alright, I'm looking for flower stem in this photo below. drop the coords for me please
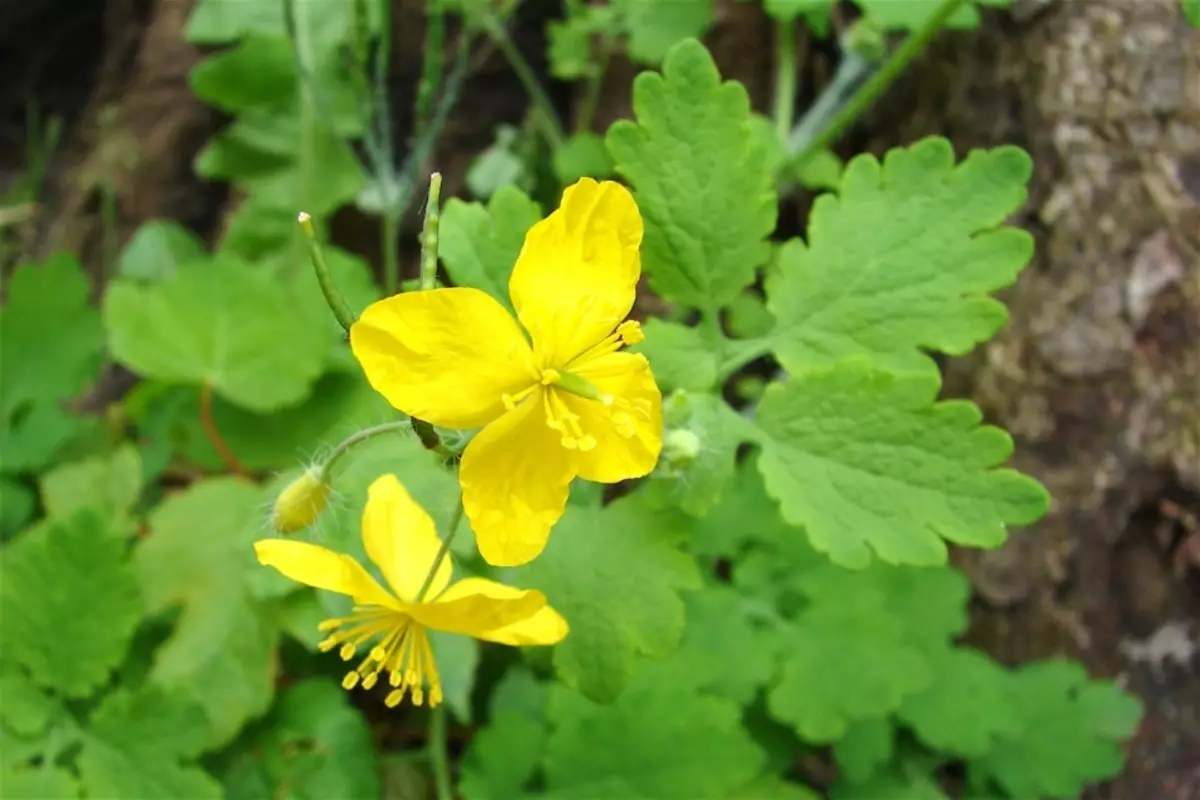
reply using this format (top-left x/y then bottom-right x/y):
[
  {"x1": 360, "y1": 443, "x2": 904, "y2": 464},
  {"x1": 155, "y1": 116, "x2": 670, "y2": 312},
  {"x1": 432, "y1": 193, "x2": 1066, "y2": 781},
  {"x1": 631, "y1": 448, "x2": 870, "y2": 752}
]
[
  {"x1": 382, "y1": 208, "x2": 401, "y2": 296},
  {"x1": 576, "y1": 34, "x2": 613, "y2": 133},
  {"x1": 416, "y1": 499, "x2": 465, "y2": 602},
  {"x1": 298, "y1": 212, "x2": 357, "y2": 332},
  {"x1": 319, "y1": 421, "x2": 413, "y2": 480},
  {"x1": 416, "y1": 0, "x2": 445, "y2": 133},
  {"x1": 772, "y1": 19, "x2": 798, "y2": 143},
  {"x1": 419, "y1": 173, "x2": 443, "y2": 291},
  {"x1": 790, "y1": 0, "x2": 967, "y2": 170},
  {"x1": 481, "y1": 11, "x2": 565, "y2": 147},
  {"x1": 428, "y1": 704, "x2": 452, "y2": 800},
  {"x1": 199, "y1": 382, "x2": 245, "y2": 477}
]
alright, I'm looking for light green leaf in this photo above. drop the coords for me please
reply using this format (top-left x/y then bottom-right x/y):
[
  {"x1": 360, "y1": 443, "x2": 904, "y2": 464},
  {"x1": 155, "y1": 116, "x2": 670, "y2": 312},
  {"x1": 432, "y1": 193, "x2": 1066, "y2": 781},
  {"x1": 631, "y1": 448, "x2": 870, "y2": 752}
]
[
  {"x1": 691, "y1": 453, "x2": 795, "y2": 559},
  {"x1": 0, "y1": 253, "x2": 103, "y2": 419},
  {"x1": 135, "y1": 478, "x2": 278, "y2": 749},
  {"x1": 1, "y1": 766, "x2": 81, "y2": 799},
  {"x1": 0, "y1": 478, "x2": 35, "y2": 537},
  {"x1": 617, "y1": 0, "x2": 714, "y2": 64},
  {"x1": 735, "y1": 776, "x2": 823, "y2": 800},
  {"x1": 831, "y1": 765, "x2": 951, "y2": 800},
  {"x1": 189, "y1": 35, "x2": 296, "y2": 112},
  {"x1": 969, "y1": 660, "x2": 1143, "y2": 800},
  {"x1": 1185, "y1": 0, "x2": 1200, "y2": 27},
  {"x1": 186, "y1": 0, "x2": 354, "y2": 53},
  {"x1": 429, "y1": 631, "x2": 480, "y2": 724},
  {"x1": 768, "y1": 604, "x2": 931, "y2": 742},
  {"x1": 104, "y1": 255, "x2": 328, "y2": 413},
  {"x1": 547, "y1": 1, "x2": 617, "y2": 79},
  {"x1": 0, "y1": 663, "x2": 57, "y2": 738},
  {"x1": 764, "y1": 0, "x2": 835, "y2": 23},
  {"x1": 794, "y1": 147, "x2": 844, "y2": 191},
  {"x1": 78, "y1": 685, "x2": 219, "y2": 799},
  {"x1": 467, "y1": 126, "x2": 531, "y2": 200},
  {"x1": 752, "y1": 360, "x2": 1049, "y2": 568},
  {"x1": 218, "y1": 680, "x2": 380, "y2": 800},
  {"x1": 607, "y1": 39, "x2": 776, "y2": 314},
  {"x1": 552, "y1": 131, "x2": 616, "y2": 186},
  {"x1": 543, "y1": 657, "x2": 766, "y2": 798},
  {"x1": 0, "y1": 403, "x2": 82, "y2": 474},
  {"x1": 118, "y1": 220, "x2": 207, "y2": 283},
  {"x1": 518, "y1": 495, "x2": 701, "y2": 702},
  {"x1": 765, "y1": 138, "x2": 1033, "y2": 375},
  {"x1": 635, "y1": 319, "x2": 718, "y2": 392},
  {"x1": 0, "y1": 510, "x2": 141, "y2": 698},
  {"x1": 898, "y1": 647, "x2": 1021, "y2": 757},
  {"x1": 440, "y1": 186, "x2": 541, "y2": 310},
  {"x1": 40, "y1": 445, "x2": 142, "y2": 524},
  {"x1": 853, "y1": 0, "x2": 998, "y2": 30},
  {"x1": 833, "y1": 718, "x2": 894, "y2": 783},
  {"x1": 675, "y1": 585, "x2": 779, "y2": 704},
  {"x1": 459, "y1": 711, "x2": 546, "y2": 800}
]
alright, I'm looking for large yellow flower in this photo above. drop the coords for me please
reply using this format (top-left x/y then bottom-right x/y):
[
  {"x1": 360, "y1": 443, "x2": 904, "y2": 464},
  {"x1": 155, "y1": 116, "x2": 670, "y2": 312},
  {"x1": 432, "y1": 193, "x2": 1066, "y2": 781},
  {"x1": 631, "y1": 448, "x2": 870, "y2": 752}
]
[
  {"x1": 254, "y1": 474, "x2": 567, "y2": 708},
  {"x1": 350, "y1": 178, "x2": 663, "y2": 566}
]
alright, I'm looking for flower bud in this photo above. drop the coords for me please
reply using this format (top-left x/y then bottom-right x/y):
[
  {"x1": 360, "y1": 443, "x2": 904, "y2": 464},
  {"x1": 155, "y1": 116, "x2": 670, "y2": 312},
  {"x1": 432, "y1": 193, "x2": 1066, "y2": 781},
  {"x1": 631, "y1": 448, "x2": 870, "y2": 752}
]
[
  {"x1": 662, "y1": 428, "x2": 703, "y2": 472},
  {"x1": 272, "y1": 468, "x2": 331, "y2": 534},
  {"x1": 662, "y1": 389, "x2": 693, "y2": 428}
]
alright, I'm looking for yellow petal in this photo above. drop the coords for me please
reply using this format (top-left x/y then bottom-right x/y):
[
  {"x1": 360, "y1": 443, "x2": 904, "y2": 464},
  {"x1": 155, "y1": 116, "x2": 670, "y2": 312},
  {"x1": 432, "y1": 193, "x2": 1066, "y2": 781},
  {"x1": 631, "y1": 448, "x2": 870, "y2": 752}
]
[
  {"x1": 459, "y1": 391, "x2": 574, "y2": 566},
  {"x1": 408, "y1": 577, "x2": 547, "y2": 637},
  {"x1": 477, "y1": 605, "x2": 569, "y2": 646},
  {"x1": 509, "y1": 179, "x2": 643, "y2": 366},
  {"x1": 253, "y1": 539, "x2": 398, "y2": 608},
  {"x1": 567, "y1": 352, "x2": 663, "y2": 483},
  {"x1": 361, "y1": 474, "x2": 451, "y2": 602},
  {"x1": 349, "y1": 287, "x2": 537, "y2": 428}
]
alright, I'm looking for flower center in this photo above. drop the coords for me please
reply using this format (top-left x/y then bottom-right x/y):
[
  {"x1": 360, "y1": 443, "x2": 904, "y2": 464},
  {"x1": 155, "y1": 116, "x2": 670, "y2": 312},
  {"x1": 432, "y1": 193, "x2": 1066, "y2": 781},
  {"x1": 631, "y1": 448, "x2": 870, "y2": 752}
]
[{"x1": 318, "y1": 606, "x2": 443, "y2": 708}]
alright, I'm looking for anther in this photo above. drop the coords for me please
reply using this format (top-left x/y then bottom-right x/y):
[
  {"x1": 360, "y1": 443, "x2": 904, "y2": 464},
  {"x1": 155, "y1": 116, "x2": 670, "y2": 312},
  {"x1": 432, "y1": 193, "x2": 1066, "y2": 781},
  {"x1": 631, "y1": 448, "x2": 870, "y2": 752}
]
[
  {"x1": 362, "y1": 672, "x2": 379, "y2": 690},
  {"x1": 342, "y1": 672, "x2": 360, "y2": 690},
  {"x1": 616, "y1": 320, "x2": 644, "y2": 345},
  {"x1": 385, "y1": 689, "x2": 404, "y2": 708},
  {"x1": 339, "y1": 643, "x2": 356, "y2": 660}
]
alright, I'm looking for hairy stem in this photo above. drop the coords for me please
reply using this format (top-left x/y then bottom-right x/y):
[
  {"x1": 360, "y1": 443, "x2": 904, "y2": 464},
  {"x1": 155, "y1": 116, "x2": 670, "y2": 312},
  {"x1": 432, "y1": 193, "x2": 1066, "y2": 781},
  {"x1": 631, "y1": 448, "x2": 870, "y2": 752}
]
[
  {"x1": 416, "y1": 499, "x2": 465, "y2": 602},
  {"x1": 419, "y1": 172, "x2": 443, "y2": 290},
  {"x1": 298, "y1": 212, "x2": 357, "y2": 331},
  {"x1": 790, "y1": 0, "x2": 968, "y2": 170},
  {"x1": 319, "y1": 421, "x2": 413, "y2": 479}
]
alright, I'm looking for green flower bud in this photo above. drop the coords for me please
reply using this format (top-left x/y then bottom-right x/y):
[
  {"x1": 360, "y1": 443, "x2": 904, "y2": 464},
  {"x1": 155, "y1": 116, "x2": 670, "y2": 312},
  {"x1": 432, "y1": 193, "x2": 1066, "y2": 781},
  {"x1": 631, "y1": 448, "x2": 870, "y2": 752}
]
[
  {"x1": 272, "y1": 468, "x2": 331, "y2": 534},
  {"x1": 662, "y1": 389, "x2": 693, "y2": 428},
  {"x1": 662, "y1": 428, "x2": 703, "y2": 471}
]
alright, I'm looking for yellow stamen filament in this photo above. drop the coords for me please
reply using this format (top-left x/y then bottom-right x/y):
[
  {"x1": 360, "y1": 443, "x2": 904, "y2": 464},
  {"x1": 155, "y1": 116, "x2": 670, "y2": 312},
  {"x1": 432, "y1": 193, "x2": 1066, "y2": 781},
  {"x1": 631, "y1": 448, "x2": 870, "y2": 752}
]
[
  {"x1": 319, "y1": 608, "x2": 443, "y2": 709},
  {"x1": 567, "y1": 320, "x2": 643, "y2": 368},
  {"x1": 543, "y1": 389, "x2": 596, "y2": 451}
]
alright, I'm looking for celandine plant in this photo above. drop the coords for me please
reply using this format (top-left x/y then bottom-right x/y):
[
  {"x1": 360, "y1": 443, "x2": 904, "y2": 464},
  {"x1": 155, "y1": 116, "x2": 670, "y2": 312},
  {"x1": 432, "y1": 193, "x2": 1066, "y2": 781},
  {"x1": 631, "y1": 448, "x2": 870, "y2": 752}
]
[{"x1": 0, "y1": 0, "x2": 1153, "y2": 794}]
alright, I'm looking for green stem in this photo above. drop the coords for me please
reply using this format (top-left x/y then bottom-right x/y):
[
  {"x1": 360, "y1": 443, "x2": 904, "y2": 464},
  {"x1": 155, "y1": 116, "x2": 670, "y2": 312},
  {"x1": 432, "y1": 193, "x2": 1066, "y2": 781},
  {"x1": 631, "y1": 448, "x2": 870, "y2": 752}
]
[
  {"x1": 419, "y1": 173, "x2": 443, "y2": 290},
  {"x1": 772, "y1": 19, "x2": 797, "y2": 143},
  {"x1": 319, "y1": 420, "x2": 412, "y2": 478},
  {"x1": 428, "y1": 704, "x2": 452, "y2": 800},
  {"x1": 382, "y1": 208, "x2": 401, "y2": 295},
  {"x1": 416, "y1": 0, "x2": 446, "y2": 133},
  {"x1": 416, "y1": 499, "x2": 465, "y2": 601},
  {"x1": 791, "y1": 0, "x2": 967, "y2": 170},
  {"x1": 576, "y1": 35, "x2": 612, "y2": 133},
  {"x1": 482, "y1": 12, "x2": 566, "y2": 147},
  {"x1": 298, "y1": 212, "x2": 357, "y2": 331}
]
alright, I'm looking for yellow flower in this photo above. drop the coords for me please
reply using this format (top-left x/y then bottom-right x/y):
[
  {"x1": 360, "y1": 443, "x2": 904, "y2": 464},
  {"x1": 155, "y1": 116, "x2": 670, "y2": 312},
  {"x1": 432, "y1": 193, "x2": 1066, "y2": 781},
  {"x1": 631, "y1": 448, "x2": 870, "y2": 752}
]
[
  {"x1": 253, "y1": 474, "x2": 568, "y2": 708},
  {"x1": 350, "y1": 178, "x2": 663, "y2": 567}
]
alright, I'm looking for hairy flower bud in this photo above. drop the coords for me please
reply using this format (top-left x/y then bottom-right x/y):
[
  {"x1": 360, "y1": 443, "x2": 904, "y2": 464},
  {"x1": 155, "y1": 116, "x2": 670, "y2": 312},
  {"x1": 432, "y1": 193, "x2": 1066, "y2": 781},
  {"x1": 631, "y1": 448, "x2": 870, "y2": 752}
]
[
  {"x1": 272, "y1": 468, "x2": 331, "y2": 534},
  {"x1": 662, "y1": 428, "x2": 703, "y2": 472},
  {"x1": 662, "y1": 390, "x2": 693, "y2": 428}
]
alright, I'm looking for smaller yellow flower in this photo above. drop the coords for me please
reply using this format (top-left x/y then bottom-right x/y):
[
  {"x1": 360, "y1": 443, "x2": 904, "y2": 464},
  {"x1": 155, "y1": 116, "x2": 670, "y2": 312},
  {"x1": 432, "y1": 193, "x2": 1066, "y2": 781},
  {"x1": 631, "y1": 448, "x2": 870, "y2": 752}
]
[{"x1": 254, "y1": 474, "x2": 568, "y2": 708}]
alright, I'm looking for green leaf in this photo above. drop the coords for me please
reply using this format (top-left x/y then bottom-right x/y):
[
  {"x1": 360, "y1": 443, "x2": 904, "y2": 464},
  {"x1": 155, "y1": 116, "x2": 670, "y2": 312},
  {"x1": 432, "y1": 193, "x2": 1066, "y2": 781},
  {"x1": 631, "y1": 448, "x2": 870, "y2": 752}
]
[
  {"x1": 189, "y1": 36, "x2": 296, "y2": 112},
  {"x1": 459, "y1": 711, "x2": 546, "y2": 800},
  {"x1": 0, "y1": 478, "x2": 35, "y2": 537},
  {"x1": 40, "y1": 445, "x2": 142, "y2": 525},
  {"x1": 765, "y1": 138, "x2": 1033, "y2": 375},
  {"x1": 440, "y1": 186, "x2": 542, "y2": 311},
  {"x1": 1, "y1": 766, "x2": 81, "y2": 799},
  {"x1": 616, "y1": 0, "x2": 714, "y2": 64},
  {"x1": 0, "y1": 253, "x2": 104, "y2": 419},
  {"x1": 853, "y1": 0, "x2": 998, "y2": 30},
  {"x1": 764, "y1": 0, "x2": 835, "y2": 23},
  {"x1": 135, "y1": 478, "x2": 279, "y2": 748},
  {"x1": 518, "y1": 495, "x2": 701, "y2": 702},
  {"x1": 119, "y1": 221, "x2": 207, "y2": 283},
  {"x1": 104, "y1": 255, "x2": 328, "y2": 413},
  {"x1": 1185, "y1": 0, "x2": 1200, "y2": 27},
  {"x1": 675, "y1": 585, "x2": 779, "y2": 704},
  {"x1": 691, "y1": 453, "x2": 795, "y2": 559},
  {"x1": 0, "y1": 663, "x2": 57, "y2": 737},
  {"x1": 0, "y1": 510, "x2": 141, "y2": 698},
  {"x1": 0, "y1": 403, "x2": 82, "y2": 474},
  {"x1": 969, "y1": 660, "x2": 1143, "y2": 799},
  {"x1": 78, "y1": 685, "x2": 220, "y2": 799},
  {"x1": 898, "y1": 647, "x2": 1021, "y2": 757},
  {"x1": 752, "y1": 360, "x2": 1049, "y2": 568},
  {"x1": 793, "y1": 147, "x2": 844, "y2": 191},
  {"x1": 635, "y1": 319, "x2": 718, "y2": 393},
  {"x1": 219, "y1": 680, "x2": 380, "y2": 799},
  {"x1": 186, "y1": 0, "x2": 355, "y2": 53},
  {"x1": 543, "y1": 657, "x2": 766, "y2": 798},
  {"x1": 768, "y1": 603, "x2": 931, "y2": 742},
  {"x1": 831, "y1": 764, "x2": 951, "y2": 800},
  {"x1": 552, "y1": 131, "x2": 616, "y2": 186},
  {"x1": 727, "y1": 291, "x2": 775, "y2": 339},
  {"x1": 466, "y1": 126, "x2": 531, "y2": 201},
  {"x1": 429, "y1": 632, "x2": 480, "y2": 723},
  {"x1": 607, "y1": 39, "x2": 776, "y2": 315},
  {"x1": 645, "y1": 393, "x2": 753, "y2": 517},
  {"x1": 833, "y1": 718, "x2": 894, "y2": 783},
  {"x1": 546, "y1": 1, "x2": 617, "y2": 79}
]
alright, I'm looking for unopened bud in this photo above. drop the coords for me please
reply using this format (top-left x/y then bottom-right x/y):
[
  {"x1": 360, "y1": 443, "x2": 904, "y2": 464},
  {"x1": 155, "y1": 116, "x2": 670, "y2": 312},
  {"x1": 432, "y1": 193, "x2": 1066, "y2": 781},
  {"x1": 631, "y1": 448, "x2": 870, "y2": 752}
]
[
  {"x1": 662, "y1": 390, "x2": 693, "y2": 428},
  {"x1": 272, "y1": 468, "x2": 330, "y2": 534},
  {"x1": 662, "y1": 429, "x2": 703, "y2": 471},
  {"x1": 845, "y1": 17, "x2": 885, "y2": 63}
]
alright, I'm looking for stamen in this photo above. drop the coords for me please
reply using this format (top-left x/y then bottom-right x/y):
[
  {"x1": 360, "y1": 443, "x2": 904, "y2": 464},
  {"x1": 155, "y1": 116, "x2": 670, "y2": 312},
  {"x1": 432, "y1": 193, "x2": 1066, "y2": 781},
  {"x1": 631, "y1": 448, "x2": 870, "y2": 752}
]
[
  {"x1": 501, "y1": 383, "x2": 539, "y2": 411},
  {"x1": 565, "y1": 320, "x2": 644, "y2": 368},
  {"x1": 543, "y1": 390, "x2": 596, "y2": 451},
  {"x1": 342, "y1": 672, "x2": 360, "y2": 690}
]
